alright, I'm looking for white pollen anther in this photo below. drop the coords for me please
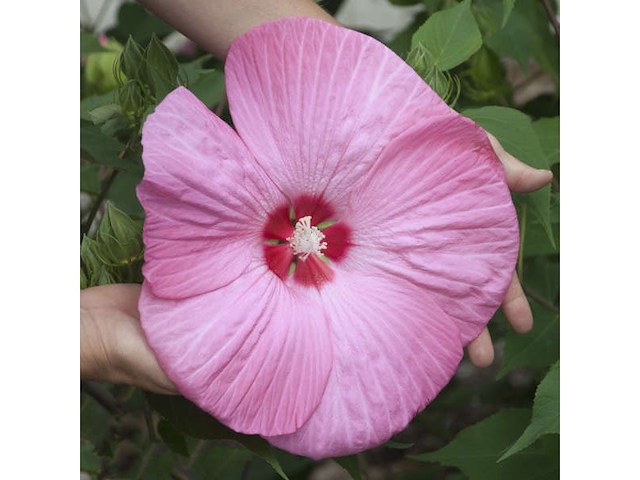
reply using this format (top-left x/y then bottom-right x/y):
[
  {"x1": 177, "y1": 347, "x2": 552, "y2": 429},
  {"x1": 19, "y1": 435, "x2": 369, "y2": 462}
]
[{"x1": 287, "y1": 216, "x2": 327, "y2": 261}]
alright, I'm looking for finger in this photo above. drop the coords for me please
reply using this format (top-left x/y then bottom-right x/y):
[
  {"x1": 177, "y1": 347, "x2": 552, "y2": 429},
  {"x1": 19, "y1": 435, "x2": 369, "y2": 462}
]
[
  {"x1": 486, "y1": 133, "x2": 553, "y2": 193},
  {"x1": 467, "y1": 328, "x2": 495, "y2": 368},
  {"x1": 501, "y1": 273, "x2": 533, "y2": 334}
]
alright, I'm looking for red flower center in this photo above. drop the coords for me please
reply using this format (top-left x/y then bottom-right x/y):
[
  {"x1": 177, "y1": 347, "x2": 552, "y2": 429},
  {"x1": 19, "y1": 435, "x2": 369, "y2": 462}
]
[{"x1": 263, "y1": 195, "x2": 352, "y2": 287}]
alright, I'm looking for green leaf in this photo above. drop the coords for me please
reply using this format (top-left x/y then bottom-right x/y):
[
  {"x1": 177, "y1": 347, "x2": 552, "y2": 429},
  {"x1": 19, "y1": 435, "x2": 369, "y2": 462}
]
[
  {"x1": 106, "y1": 169, "x2": 144, "y2": 216},
  {"x1": 411, "y1": 0, "x2": 482, "y2": 70},
  {"x1": 81, "y1": 164, "x2": 102, "y2": 194},
  {"x1": 179, "y1": 54, "x2": 214, "y2": 84},
  {"x1": 80, "y1": 438, "x2": 102, "y2": 473},
  {"x1": 100, "y1": 116, "x2": 131, "y2": 138},
  {"x1": 523, "y1": 257, "x2": 560, "y2": 306},
  {"x1": 410, "y1": 409, "x2": 559, "y2": 480},
  {"x1": 81, "y1": 392, "x2": 115, "y2": 443},
  {"x1": 188, "y1": 69, "x2": 225, "y2": 108},
  {"x1": 472, "y1": 0, "x2": 504, "y2": 40},
  {"x1": 334, "y1": 455, "x2": 362, "y2": 480},
  {"x1": 463, "y1": 106, "x2": 547, "y2": 168},
  {"x1": 88, "y1": 103, "x2": 122, "y2": 125},
  {"x1": 244, "y1": 439, "x2": 290, "y2": 480},
  {"x1": 463, "y1": 106, "x2": 554, "y2": 248},
  {"x1": 523, "y1": 189, "x2": 558, "y2": 256},
  {"x1": 146, "y1": 394, "x2": 289, "y2": 479},
  {"x1": 524, "y1": 256, "x2": 559, "y2": 303},
  {"x1": 157, "y1": 418, "x2": 190, "y2": 457},
  {"x1": 498, "y1": 303, "x2": 559, "y2": 378},
  {"x1": 189, "y1": 445, "x2": 253, "y2": 479},
  {"x1": 81, "y1": 91, "x2": 117, "y2": 121},
  {"x1": 145, "y1": 34, "x2": 179, "y2": 100},
  {"x1": 385, "y1": 440, "x2": 415, "y2": 449},
  {"x1": 533, "y1": 116, "x2": 560, "y2": 167},
  {"x1": 500, "y1": 362, "x2": 560, "y2": 460},
  {"x1": 523, "y1": 214, "x2": 559, "y2": 257},
  {"x1": 502, "y1": 0, "x2": 516, "y2": 27},
  {"x1": 135, "y1": 446, "x2": 176, "y2": 480},
  {"x1": 81, "y1": 32, "x2": 106, "y2": 56},
  {"x1": 518, "y1": 186, "x2": 554, "y2": 249},
  {"x1": 80, "y1": 121, "x2": 129, "y2": 171}
]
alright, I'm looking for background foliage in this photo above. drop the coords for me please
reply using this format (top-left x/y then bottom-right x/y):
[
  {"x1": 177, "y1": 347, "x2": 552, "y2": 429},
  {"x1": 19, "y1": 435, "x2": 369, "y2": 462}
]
[{"x1": 80, "y1": 1, "x2": 559, "y2": 478}]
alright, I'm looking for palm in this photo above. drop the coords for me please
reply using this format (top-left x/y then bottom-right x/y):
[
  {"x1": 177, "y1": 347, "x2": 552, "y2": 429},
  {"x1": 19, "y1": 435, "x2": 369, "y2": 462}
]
[{"x1": 81, "y1": 284, "x2": 177, "y2": 394}]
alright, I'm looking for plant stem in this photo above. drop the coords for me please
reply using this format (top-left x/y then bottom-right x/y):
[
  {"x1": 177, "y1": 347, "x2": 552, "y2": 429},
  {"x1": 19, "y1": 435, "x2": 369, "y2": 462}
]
[
  {"x1": 186, "y1": 440, "x2": 209, "y2": 469},
  {"x1": 81, "y1": 169, "x2": 119, "y2": 239},
  {"x1": 517, "y1": 204, "x2": 527, "y2": 281},
  {"x1": 523, "y1": 284, "x2": 560, "y2": 314},
  {"x1": 239, "y1": 460, "x2": 252, "y2": 480},
  {"x1": 143, "y1": 398, "x2": 159, "y2": 443},
  {"x1": 135, "y1": 444, "x2": 160, "y2": 480},
  {"x1": 214, "y1": 90, "x2": 228, "y2": 117},
  {"x1": 539, "y1": 0, "x2": 560, "y2": 38},
  {"x1": 81, "y1": 136, "x2": 135, "y2": 239}
]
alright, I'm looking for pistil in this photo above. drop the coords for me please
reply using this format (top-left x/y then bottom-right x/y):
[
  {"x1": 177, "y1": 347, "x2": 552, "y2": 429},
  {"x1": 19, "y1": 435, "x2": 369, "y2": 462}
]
[{"x1": 287, "y1": 216, "x2": 327, "y2": 261}]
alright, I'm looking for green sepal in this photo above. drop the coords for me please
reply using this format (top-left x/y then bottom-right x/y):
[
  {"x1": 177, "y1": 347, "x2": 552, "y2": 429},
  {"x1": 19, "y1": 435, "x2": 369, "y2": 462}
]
[
  {"x1": 119, "y1": 36, "x2": 145, "y2": 84},
  {"x1": 95, "y1": 202, "x2": 143, "y2": 267},
  {"x1": 145, "y1": 34, "x2": 179, "y2": 100}
]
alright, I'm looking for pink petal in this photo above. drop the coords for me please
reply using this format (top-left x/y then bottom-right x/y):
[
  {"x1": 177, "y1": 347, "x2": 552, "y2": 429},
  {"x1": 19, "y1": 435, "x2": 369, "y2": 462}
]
[
  {"x1": 139, "y1": 260, "x2": 333, "y2": 436},
  {"x1": 138, "y1": 87, "x2": 284, "y2": 299},
  {"x1": 342, "y1": 117, "x2": 519, "y2": 344},
  {"x1": 267, "y1": 266, "x2": 463, "y2": 459},
  {"x1": 225, "y1": 17, "x2": 451, "y2": 210}
]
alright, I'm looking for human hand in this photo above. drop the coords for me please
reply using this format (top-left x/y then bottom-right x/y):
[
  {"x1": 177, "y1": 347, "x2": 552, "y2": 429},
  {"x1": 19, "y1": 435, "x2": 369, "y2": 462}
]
[
  {"x1": 81, "y1": 283, "x2": 177, "y2": 395},
  {"x1": 466, "y1": 133, "x2": 554, "y2": 368}
]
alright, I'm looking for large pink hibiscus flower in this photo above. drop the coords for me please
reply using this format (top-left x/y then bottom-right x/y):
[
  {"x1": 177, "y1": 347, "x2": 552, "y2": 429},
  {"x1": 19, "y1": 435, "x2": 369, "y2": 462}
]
[{"x1": 137, "y1": 17, "x2": 519, "y2": 459}]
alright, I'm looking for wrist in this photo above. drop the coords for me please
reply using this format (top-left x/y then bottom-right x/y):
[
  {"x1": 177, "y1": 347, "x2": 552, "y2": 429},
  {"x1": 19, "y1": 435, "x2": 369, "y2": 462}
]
[
  {"x1": 80, "y1": 304, "x2": 116, "y2": 383},
  {"x1": 139, "y1": 0, "x2": 339, "y2": 59}
]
